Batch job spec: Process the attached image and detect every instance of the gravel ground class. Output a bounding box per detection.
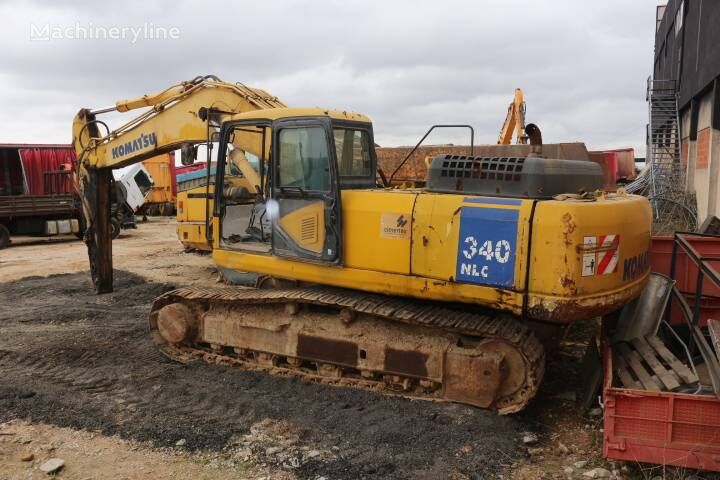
[0,269,526,479]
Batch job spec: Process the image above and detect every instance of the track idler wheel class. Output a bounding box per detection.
[154,303,198,345]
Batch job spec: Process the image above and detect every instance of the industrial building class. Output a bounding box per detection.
[655,0,720,222]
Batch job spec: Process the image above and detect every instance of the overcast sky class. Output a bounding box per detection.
[0,0,660,156]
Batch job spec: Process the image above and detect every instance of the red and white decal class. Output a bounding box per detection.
[581,234,620,277]
[596,234,620,275]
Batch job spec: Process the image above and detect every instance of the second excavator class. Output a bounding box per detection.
[73,76,652,413]
[498,88,527,145]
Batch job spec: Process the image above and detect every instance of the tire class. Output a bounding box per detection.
[111,219,121,240]
[0,223,10,249]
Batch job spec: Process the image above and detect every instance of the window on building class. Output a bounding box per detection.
[675,1,684,37]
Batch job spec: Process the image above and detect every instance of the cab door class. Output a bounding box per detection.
[270,118,341,264]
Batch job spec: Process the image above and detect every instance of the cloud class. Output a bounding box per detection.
[0,0,656,156]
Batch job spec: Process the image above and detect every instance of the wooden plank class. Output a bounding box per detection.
[613,350,642,389]
[649,375,665,391]
[631,337,681,390]
[617,343,661,391]
[667,369,683,385]
[646,335,698,384]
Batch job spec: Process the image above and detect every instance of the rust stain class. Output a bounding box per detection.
[526,290,633,324]
[490,288,516,311]
[559,275,577,294]
[297,335,358,368]
[561,212,576,247]
[384,348,429,377]
[443,207,462,229]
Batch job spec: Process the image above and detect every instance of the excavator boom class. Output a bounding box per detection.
[497,88,526,144]
[72,75,286,292]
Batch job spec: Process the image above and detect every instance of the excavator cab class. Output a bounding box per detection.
[215,109,376,267]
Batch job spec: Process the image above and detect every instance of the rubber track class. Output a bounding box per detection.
[151,286,546,414]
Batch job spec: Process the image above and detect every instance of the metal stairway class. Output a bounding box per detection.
[627,78,696,233]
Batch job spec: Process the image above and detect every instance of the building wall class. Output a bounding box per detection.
[679,86,717,221]
[655,0,720,108]
[695,168,709,220]
[657,1,720,224]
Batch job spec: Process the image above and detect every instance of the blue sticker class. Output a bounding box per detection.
[463,196,522,206]
[456,207,519,288]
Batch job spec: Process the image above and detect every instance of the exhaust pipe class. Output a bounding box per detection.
[525,123,542,146]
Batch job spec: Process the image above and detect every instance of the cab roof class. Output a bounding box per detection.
[229,107,371,124]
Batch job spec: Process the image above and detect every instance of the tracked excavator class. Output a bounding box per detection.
[73,76,652,413]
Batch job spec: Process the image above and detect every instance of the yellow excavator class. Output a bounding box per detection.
[498,88,527,145]
[73,76,652,413]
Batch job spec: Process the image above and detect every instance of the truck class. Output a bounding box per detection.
[140,153,177,216]
[0,144,81,249]
[111,163,155,236]
[0,144,155,247]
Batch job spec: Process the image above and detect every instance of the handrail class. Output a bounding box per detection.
[387,124,474,185]
[668,232,720,397]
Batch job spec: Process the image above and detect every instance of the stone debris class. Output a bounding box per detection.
[573,460,588,469]
[521,432,538,445]
[20,452,34,462]
[305,450,321,459]
[582,467,612,478]
[527,447,544,456]
[39,458,65,474]
[457,444,473,455]
[265,446,283,456]
[175,438,186,446]
[234,448,252,461]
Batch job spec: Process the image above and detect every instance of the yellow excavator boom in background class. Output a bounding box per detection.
[498,88,527,145]
[73,76,652,414]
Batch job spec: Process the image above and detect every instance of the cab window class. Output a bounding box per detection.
[333,128,372,178]
[277,127,330,192]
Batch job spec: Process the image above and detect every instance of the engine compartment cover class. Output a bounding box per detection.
[425,154,603,199]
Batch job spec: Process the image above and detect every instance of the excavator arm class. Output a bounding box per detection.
[72,75,285,293]
[497,88,526,145]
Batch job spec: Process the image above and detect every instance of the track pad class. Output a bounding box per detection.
[442,350,503,408]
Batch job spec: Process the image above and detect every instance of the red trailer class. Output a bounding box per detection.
[0,144,81,248]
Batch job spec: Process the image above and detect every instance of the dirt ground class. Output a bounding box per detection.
[0,220,715,480]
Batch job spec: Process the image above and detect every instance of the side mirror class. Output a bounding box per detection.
[180,143,198,166]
